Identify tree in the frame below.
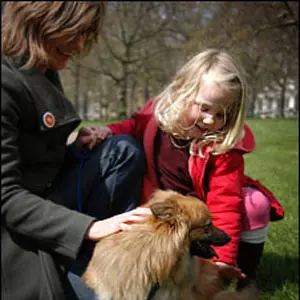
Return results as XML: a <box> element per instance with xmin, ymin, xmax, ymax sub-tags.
<box><xmin>88</xmin><ymin>2</ymin><xmax>175</xmax><ymax>118</ymax></box>
<box><xmin>180</xmin><ymin>2</ymin><xmax>299</xmax><ymax>117</ymax></box>
<box><xmin>59</xmin><ymin>2</ymin><xmax>298</xmax><ymax>121</ymax></box>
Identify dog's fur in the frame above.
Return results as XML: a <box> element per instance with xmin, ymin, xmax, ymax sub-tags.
<box><xmin>83</xmin><ymin>190</ymin><xmax>258</xmax><ymax>300</ymax></box>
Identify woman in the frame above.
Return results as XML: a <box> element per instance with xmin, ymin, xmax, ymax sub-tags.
<box><xmin>1</xmin><ymin>2</ymin><xmax>151</xmax><ymax>300</ymax></box>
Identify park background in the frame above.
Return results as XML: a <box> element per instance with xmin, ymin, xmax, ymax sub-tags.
<box><xmin>61</xmin><ymin>2</ymin><xmax>298</xmax><ymax>300</ymax></box>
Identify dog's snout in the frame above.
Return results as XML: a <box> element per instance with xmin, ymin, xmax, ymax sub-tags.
<box><xmin>207</xmin><ymin>226</ymin><xmax>231</xmax><ymax>246</ymax></box>
<box><xmin>195</xmin><ymin>225</ymin><xmax>231</xmax><ymax>246</ymax></box>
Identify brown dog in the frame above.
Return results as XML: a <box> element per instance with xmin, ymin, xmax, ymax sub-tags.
<box><xmin>83</xmin><ymin>190</ymin><xmax>258</xmax><ymax>300</ymax></box>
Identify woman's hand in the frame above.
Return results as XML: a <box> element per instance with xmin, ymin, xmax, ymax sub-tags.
<box><xmin>215</xmin><ymin>261</ymin><xmax>246</xmax><ymax>279</ymax></box>
<box><xmin>75</xmin><ymin>126</ymin><xmax>112</xmax><ymax>151</ymax></box>
<box><xmin>85</xmin><ymin>207</ymin><xmax>152</xmax><ymax>241</ymax></box>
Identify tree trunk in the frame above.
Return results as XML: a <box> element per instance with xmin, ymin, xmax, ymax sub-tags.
<box><xmin>279</xmin><ymin>83</ymin><xmax>286</xmax><ymax>118</ymax></box>
<box><xmin>247</xmin><ymin>89</ymin><xmax>256</xmax><ymax>118</ymax></box>
<box><xmin>118</xmin><ymin>80</ymin><xmax>127</xmax><ymax>119</ymax></box>
<box><xmin>83</xmin><ymin>91</ymin><xmax>89</xmax><ymax>121</ymax></box>
<box><xmin>144</xmin><ymin>78</ymin><xmax>150</xmax><ymax>104</ymax></box>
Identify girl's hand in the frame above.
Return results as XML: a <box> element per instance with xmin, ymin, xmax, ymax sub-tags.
<box><xmin>215</xmin><ymin>261</ymin><xmax>246</xmax><ymax>279</ymax></box>
<box><xmin>75</xmin><ymin>127</ymin><xmax>98</xmax><ymax>151</ymax></box>
<box><xmin>94</xmin><ymin>126</ymin><xmax>113</xmax><ymax>140</ymax></box>
<box><xmin>85</xmin><ymin>207</ymin><xmax>152</xmax><ymax>241</ymax></box>
<box><xmin>75</xmin><ymin>126</ymin><xmax>112</xmax><ymax>151</ymax></box>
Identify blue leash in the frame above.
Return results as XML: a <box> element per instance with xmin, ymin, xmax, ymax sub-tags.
<box><xmin>72</xmin><ymin>148</ymin><xmax>92</xmax><ymax>213</ymax></box>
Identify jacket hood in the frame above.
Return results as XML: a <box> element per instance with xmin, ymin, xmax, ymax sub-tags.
<box><xmin>234</xmin><ymin>123</ymin><xmax>256</xmax><ymax>153</ymax></box>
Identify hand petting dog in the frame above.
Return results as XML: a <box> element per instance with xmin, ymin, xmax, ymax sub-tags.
<box><xmin>85</xmin><ymin>207</ymin><xmax>152</xmax><ymax>241</ymax></box>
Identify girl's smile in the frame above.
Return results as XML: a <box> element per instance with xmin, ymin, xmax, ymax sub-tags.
<box><xmin>182</xmin><ymin>74</ymin><xmax>234</xmax><ymax>139</ymax></box>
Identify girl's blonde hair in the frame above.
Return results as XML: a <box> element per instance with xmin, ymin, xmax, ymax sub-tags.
<box><xmin>2</xmin><ymin>1</ymin><xmax>106</xmax><ymax>70</ymax></box>
<box><xmin>154</xmin><ymin>49</ymin><xmax>248</xmax><ymax>157</ymax></box>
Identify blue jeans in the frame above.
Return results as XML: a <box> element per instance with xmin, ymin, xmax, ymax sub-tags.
<box><xmin>57</xmin><ymin>135</ymin><xmax>145</xmax><ymax>300</ymax></box>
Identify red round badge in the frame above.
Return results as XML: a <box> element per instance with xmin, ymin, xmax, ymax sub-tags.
<box><xmin>42</xmin><ymin>112</ymin><xmax>55</xmax><ymax>128</ymax></box>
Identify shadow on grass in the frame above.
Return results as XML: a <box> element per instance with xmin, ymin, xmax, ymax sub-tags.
<box><xmin>258</xmin><ymin>252</ymin><xmax>299</xmax><ymax>292</ymax></box>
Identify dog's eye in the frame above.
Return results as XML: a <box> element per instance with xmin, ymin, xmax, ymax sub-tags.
<box><xmin>203</xmin><ymin>223</ymin><xmax>211</xmax><ymax>234</ymax></box>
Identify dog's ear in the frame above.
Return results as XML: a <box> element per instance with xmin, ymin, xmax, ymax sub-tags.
<box><xmin>151</xmin><ymin>202</ymin><xmax>176</xmax><ymax>221</ymax></box>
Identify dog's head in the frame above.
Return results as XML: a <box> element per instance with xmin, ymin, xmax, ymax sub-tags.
<box><xmin>147</xmin><ymin>190</ymin><xmax>231</xmax><ymax>259</ymax></box>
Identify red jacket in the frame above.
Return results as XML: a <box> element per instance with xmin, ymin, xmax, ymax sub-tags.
<box><xmin>107</xmin><ymin>99</ymin><xmax>284</xmax><ymax>266</ymax></box>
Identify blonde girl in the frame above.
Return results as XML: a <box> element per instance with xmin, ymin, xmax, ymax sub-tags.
<box><xmin>155</xmin><ymin>49</ymin><xmax>247</xmax><ymax>157</ymax></box>
<box><xmin>88</xmin><ymin>49</ymin><xmax>284</xmax><ymax>290</ymax></box>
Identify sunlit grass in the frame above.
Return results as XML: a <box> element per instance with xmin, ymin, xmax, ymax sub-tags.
<box><xmin>244</xmin><ymin>118</ymin><xmax>298</xmax><ymax>300</ymax></box>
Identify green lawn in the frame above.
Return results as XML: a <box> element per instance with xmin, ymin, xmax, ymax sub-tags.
<box><xmin>244</xmin><ymin>118</ymin><xmax>298</xmax><ymax>300</ymax></box>
<box><xmin>80</xmin><ymin>118</ymin><xmax>299</xmax><ymax>300</ymax></box>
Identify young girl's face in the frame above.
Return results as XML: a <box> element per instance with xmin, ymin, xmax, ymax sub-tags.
<box><xmin>182</xmin><ymin>79</ymin><xmax>234</xmax><ymax>139</ymax></box>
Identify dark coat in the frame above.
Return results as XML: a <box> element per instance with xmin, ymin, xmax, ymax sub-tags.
<box><xmin>1</xmin><ymin>56</ymin><xmax>96</xmax><ymax>300</ymax></box>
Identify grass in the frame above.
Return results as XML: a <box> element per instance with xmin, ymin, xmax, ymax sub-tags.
<box><xmin>80</xmin><ymin>117</ymin><xmax>299</xmax><ymax>300</ymax></box>
<box><xmin>244</xmin><ymin>118</ymin><xmax>298</xmax><ymax>300</ymax></box>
